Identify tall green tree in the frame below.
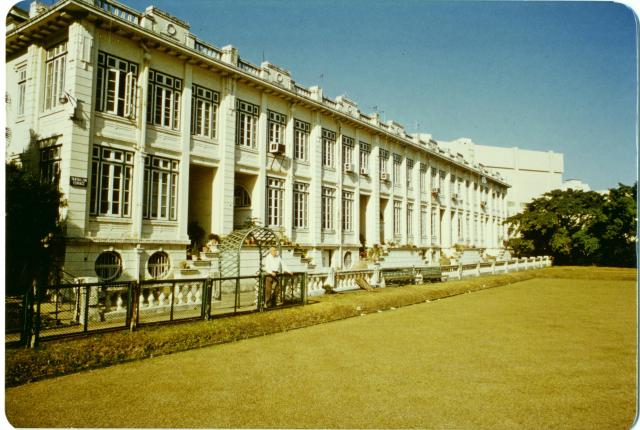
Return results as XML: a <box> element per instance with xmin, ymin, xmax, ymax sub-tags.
<box><xmin>5</xmin><ymin>162</ymin><xmax>65</xmax><ymax>295</ymax></box>
<box><xmin>506</xmin><ymin>184</ymin><xmax>637</xmax><ymax>267</ymax></box>
<box><xmin>595</xmin><ymin>183</ymin><xmax>637</xmax><ymax>267</ymax></box>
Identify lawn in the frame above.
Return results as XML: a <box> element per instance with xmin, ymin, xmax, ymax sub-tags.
<box><xmin>5</xmin><ymin>270</ymin><xmax>636</xmax><ymax>428</ymax></box>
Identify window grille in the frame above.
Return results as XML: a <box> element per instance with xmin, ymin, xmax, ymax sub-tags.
<box><xmin>95</xmin><ymin>251</ymin><xmax>122</xmax><ymax>281</ymax></box>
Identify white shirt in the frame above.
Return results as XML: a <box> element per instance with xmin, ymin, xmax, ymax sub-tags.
<box><xmin>264</xmin><ymin>252</ymin><xmax>289</xmax><ymax>274</ymax></box>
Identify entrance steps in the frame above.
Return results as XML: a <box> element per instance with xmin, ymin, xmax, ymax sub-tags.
<box><xmin>173</xmin><ymin>246</ymin><xmax>315</xmax><ymax>279</ymax></box>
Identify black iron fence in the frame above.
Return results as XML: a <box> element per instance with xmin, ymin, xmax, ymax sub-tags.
<box><xmin>7</xmin><ymin>272</ymin><xmax>307</xmax><ymax>346</ymax></box>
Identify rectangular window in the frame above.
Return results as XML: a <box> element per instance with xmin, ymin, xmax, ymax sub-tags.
<box><xmin>379</xmin><ymin>149</ymin><xmax>389</xmax><ymax>179</ymax></box>
<box><xmin>17</xmin><ymin>66</ymin><xmax>26</xmax><ymax>117</ymax></box>
<box><xmin>44</xmin><ymin>41</ymin><xmax>67</xmax><ymax>111</ymax></box>
<box><xmin>439</xmin><ymin>170</ymin><xmax>446</xmax><ymax>191</ymax></box>
<box><xmin>293</xmin><ymin>182</ymin><xmax>309</xmax><ymax>229</ymax></box>
<box><xmin>392</xmin><ymin>154</ymin><xmax>402</xmax><ymax>187</ymax></box>
<box><xmin>322</xmin><ymin>129</ymin><xmax>336</xmax><ymax>168</ymax></box>
<box><xmin>407</xmin><ymin>202</ymin><xmax>413</xmax><ymax>237</ymax></box>
<box><xmin>342</xmin><ymin>191</ymin><xmax>353</xmax><ymax>232</ymax></box>
<box><xmin>191</xmin><ymin>84</ymin><xmax>219</xmax><ymax>139</ymax></box>
<box><xmin>39</xmin><ymin>137</ymin><xmax>61</xmax><ymax>186</ymax></box>
<box><xmin>393</xmin><ymin>200</ymin><xmax>402</xmax><ymax>237</ymax></box>
<box><xmin>266</xmin><ymin>177</ymin><xmax>285</xmax><ymax>227</ymax></box>
<box><xmin>96</xmin><ymin>51</ymin><xmax>138</xmax><ymax>118</ymax></box>
<box><xmin>420</xmin><ymin>205</ymin><xmax>428</xmax><ymax>239</ymax></box>
<box><xmin>90</xmin><ymin>145</ymin><xmax>134</xmax><ymax>217</ymax></box>
<box><xmin>146</xmin><ymin>69</ymin><xmax>182</xmax><ymax>130</ymax></box>
<box><xmin>465</xmin><ymin>180</ymin><xmax>470</xmax><ymax>206</ymax></box>
<box><xmin>419</xmin><ymin>163</ymin><xmax>428</xmax><ymax>194</ymax></box>
<box><xmin>268</xmin><ymin>110</ymin><xmax>287</xmax><ymax>152</ymax></box>
<box><xmin>431</xmin><ymin>169</ymin><xmax>438</xmax><ymax>190</ymax></box>
<box><xmin>474</xmin><ymin>215</ymin><xmax>479</xmax><ymax>243</ymax></box>
<box><xmin>294</xmin><ymin>119</ymin><xmax>310</xmax><ymax>161</ymax></box>
<box><xmin>406</xmin><ymin>159</ymin><xmax>414</xmax><ymax>190</ymax></box>
<box><xmin>473</xmin><ymin>182</ymin><xmax>478</xmax><ymax>206</ymax></box>
<box><xmin>431</xmin><ymin>208</ymin><xmax>438</xmax><ymax>240</ymax></box>
<box><xmin>143</xmin><ymin>155</ymin><xmax>179</xmax><ymax>221</ymax></box>
<box><xmin>450</xmin><ymin>176</ymin><xmax>456</xmax><ymax>200</ymax></box>
<box><xmin>359</xmin><ymin>142</ymin><xmax>370</xmax><ymax>175</ymax></box>
<box><xmin>236</xmin><ymin>99</ymin><xmax>259</xmax><ymax>148</ymax></box>
<box><xmin>321</xmin><ymin>186</ymin><xmax>335</xmax><ymax>230</ymax></box>
<box><xmin>342</xmin><ymin>135</ymin><xmax>354</xmax><ymax>171</ymax></box>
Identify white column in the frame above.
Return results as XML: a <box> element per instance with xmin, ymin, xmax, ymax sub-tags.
<box><xmin>212</xmin><ymin>76</ymin><xmax>236</xmax><ymax>235</ymax></box>
<box><xmin>255</xmin><ymin>92</ymin><xmax>268</xmax><ymax>227</ymax></box>
<box><xmin>368</xmin><ymin>136</ymin><xmax>381</xmax><ymax>247</ymax></box>
<box><xmin>309</xmin><ymin>112</ymin><xmax>322</xmax><ymax>247</ymax></box>
<box><xmin>283</xmin><ymin>103</ymin><xmax>295</xmax><ymax>240</ymax></box>
<box><xmin>353</xmin><ymin>130</ymin><xmax>361</xmax><ymax>247</ymax></box>
<box><xmin>177</xmin><ymin>63</ymin><xmax>192</xmax><ymax>241</ymax></box>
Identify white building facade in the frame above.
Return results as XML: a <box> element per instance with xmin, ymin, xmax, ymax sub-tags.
<box><xmin>6</xmin><ymin>0</ymin><xmax>510</xmax><ymax>282</ymax></box>
<box><xmin>435</xmin><ymin>138</ymin><xmax>564</xmax><ymax>217</ymax></box>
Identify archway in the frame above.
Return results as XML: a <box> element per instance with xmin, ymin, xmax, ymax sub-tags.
<box><xmin>215</xmin><ymin>227</ymin><xmax>282</xmax><ymax>312</ymax></box>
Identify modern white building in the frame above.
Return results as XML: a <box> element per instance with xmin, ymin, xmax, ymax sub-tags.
<box><xmin>561</xmin><ymin>179</ymin><xmax>591</xmax><ymax>192</ymax></box>
<box><xmin>435</xmin><ymin>138</ymin><xmax>564</xmax><ymax>217</ymax></box>
<box><xmin>5</xmin><ymin>0</ymin><xmax>511</xmax><ymax>282</ymax></box>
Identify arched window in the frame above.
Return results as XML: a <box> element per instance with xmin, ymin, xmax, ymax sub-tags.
<box><xmin>95</xmin><ymin>251</ymin><xmax>122</xmax><ymax>281</ymax></box>
<box><xmin>148</xmin><ymin>251</ymin><xmax>170</xmax><ymax>279</ymax></box>
<box><xmin>343</xmin><ymin>251</ymin><xmax>353</xmax><ymax>269</ymax></box>
<box><xmin>234</xmin><ymin>185</ymin><xmax>251</xmax><ymax>208</ymax></box>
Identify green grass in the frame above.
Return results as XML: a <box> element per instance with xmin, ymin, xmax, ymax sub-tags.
<box><xmin>5</xmin><ymin>267</ymin><xmax>635</xmax><ymax>388</ymax></box>
<box><xmin>5</xmin><ymin>268</ymin><xmax>636</xmax><ymax>428</ymax></box>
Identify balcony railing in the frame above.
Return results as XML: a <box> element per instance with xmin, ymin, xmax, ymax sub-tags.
<box><xmin>294</xmin><ymin>84</ymin><xmax>311</xmax><ymax>98</ymax></box>
<box><xmin>194</xmin><ymin>40</ymin><xmax>222</xmax><ymax>60</ymax></box>
<box><xmin>238</xmin><ymin>59</ymin><xmax>261</xmax><ymax>77</ymax></box>
<box><xmin>94</xmin><ymin>0</ymin><xmax>141</xmax><ymax>25</ymax></box>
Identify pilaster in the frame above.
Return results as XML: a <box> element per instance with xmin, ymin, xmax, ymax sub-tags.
<box><xmin>213</xmin><ymin>76</ymin><xmax>236</xmax><ymax>235</ymax></box>
<box><xmin>368</xmin><ymin>136</ymin><xmax>381</xmax><ymax>247</ymax></box>
<box><xmin>177</xmin><ymin>63</ymin><xmax>192</xmax><ymax>241</ymax></box>
<box><xmin>309</xmin><ymin>112</ymin><xmax>322</xmax><ymax>246</ymax></box>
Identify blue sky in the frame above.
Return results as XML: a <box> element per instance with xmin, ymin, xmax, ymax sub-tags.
<box><xmin>14</xmin><ymin>0</ymin><xmax>638</xmax><ymax>190</ymax></box>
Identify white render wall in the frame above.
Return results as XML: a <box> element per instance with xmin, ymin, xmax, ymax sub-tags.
<box><xmin>6</xmin><ymin>1</ymin><xmax>510</xmax><ymax>281</ymax></box>
<box><xmin>437</xmin><ymin>138</ymin><xmax>564</xmax><ymax>217</ymax></box>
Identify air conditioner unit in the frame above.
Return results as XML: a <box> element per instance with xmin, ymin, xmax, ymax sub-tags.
<box><xmin>344</xmin><ymin>163</ymin><xmax>354</xmax><ymax>173</ymax></box>
<box><xmin>269</xmin><ymin>142</ymin><xmax>285</xmax><ymax>154</ymax></box>
<box><xmin>360</xmin><ymin>167</ymin><xmax>369</xmax><ymax>176</ymax></box>
<box><xmin>380</xmin><ymin>172</ymin><xmax>389</xmax><ymax>181</ymax></box>
<box><xmin>431</xmin><ymin>187</ymin><xmax>440</xmax><ymax>195</ymax></box>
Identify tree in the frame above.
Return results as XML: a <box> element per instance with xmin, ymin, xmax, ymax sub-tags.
<box><xmin>506</xmin><ymin>184</ymin><xmax>637</xmax><ymax>267</ymax></box>
<box><xmin>5</xmin><ymin>162</ymin><xmax>65</xmax><ymax>295</ymax></box>
<box><xmin>595</xmin><ymin>183</ymin><xmax>637</xmax><ymax>267</ymax></box>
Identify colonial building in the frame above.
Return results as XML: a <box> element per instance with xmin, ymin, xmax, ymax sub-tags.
<box><xmin>5</xmin><ymin>0</ymin><xmax>510</xmax><ymax>282</ymax></box>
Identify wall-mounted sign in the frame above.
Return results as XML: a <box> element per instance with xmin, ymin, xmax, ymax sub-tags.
<box><xmin>70</xmin><ymin>176</ymin><xmax>88</xmax><ymax>187</ymax></box>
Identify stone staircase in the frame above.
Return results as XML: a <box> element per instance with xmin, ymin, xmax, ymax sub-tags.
<box><xmin>374</xmin><ymin>248</ymin><xmax>425</xmax><ymax>269</ymax></box>
<box><xmin>173</xmin><ymin>246</ymin><xmax>315</xmax><ymax>279</ymax></box>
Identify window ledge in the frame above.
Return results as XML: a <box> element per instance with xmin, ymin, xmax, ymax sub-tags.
<box><xmin>236</xmin><ymin>146</ymin><xmax>259</xmax><ymax>154</ymax></box>
<box><xmin>95</xmin><ymin>111</ymin><xmax>136</xmax><ymax>125</ymax></box>
<box><xmin>90</xmin><ymin>216</ymin><xmax>132</xmax><ymax>224</ymax></box>
<box><xmin>192</xmin><ymin>135</ymin><xmax>218</xmax><ymax>145</ymax></box>
<box><xmin>143</xmin><ymin>219</ymin><xmax>179</xmax><ymax>226</ymax></box>
<box><xmin>39</xmin><ymin>107</ymin><xmax>66</xmax><ymax>119</ymax></box>
<box><xmin>147</xmin><ymin>125</ymin><xmax>180</xmax><ymax>136</ymax></box>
